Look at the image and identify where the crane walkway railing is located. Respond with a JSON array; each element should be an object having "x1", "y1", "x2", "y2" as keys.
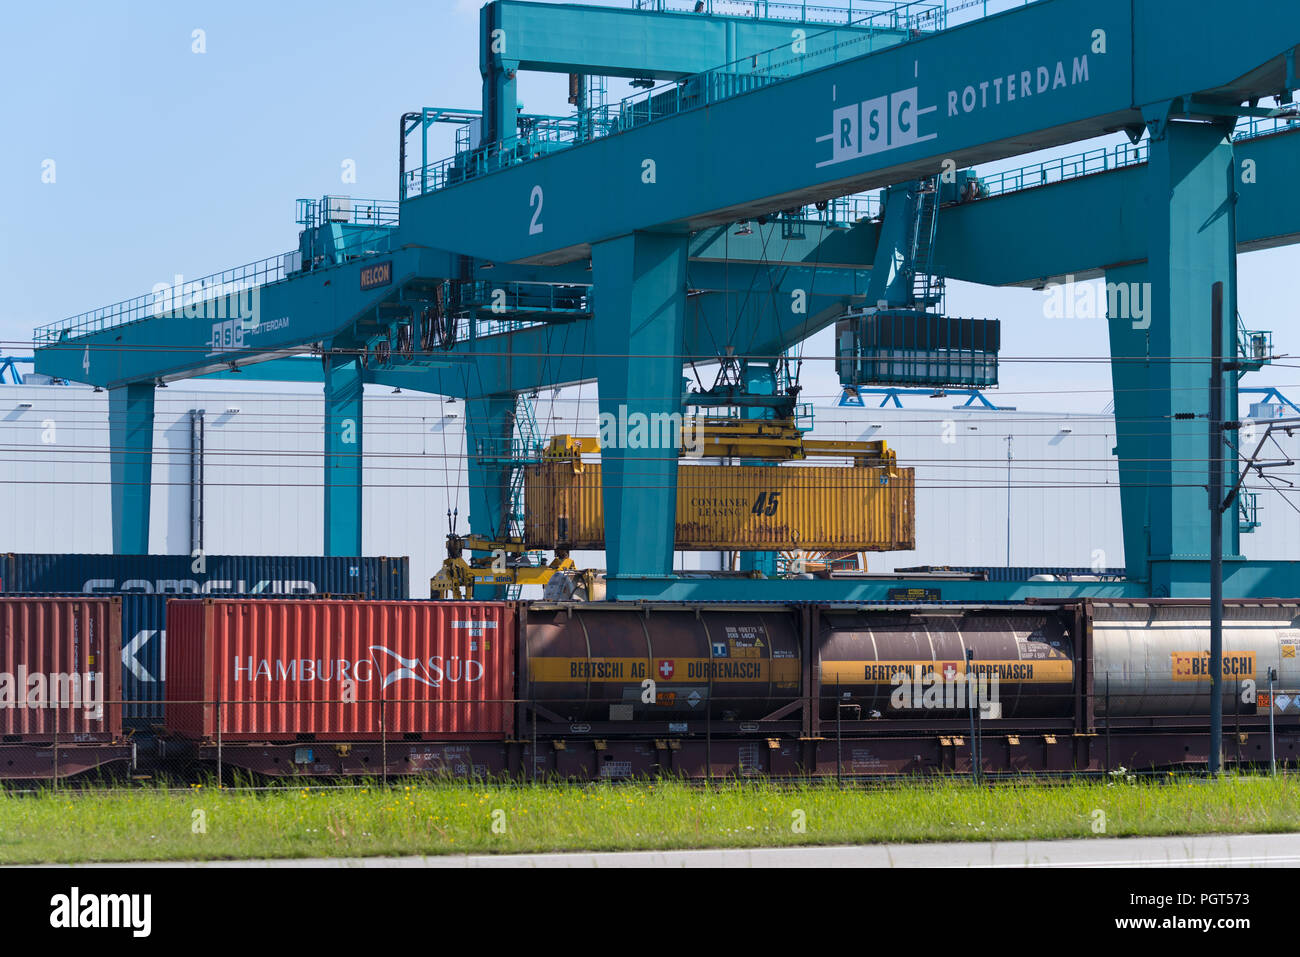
[
  {"x1": 403, "y1": 0, "x2": 953, "y2": 200},
  {"x1": 295, "y1": 196, "x2": 400, "y2": 229},
  {"x1": 977, "y1": 115, "x2": 1299, "y2": 200},
  {"x1": 977, "y1": 142, "x2": 1150, "y2": 198},
  {"x1": 794, "y1": 192, "x2": 883, "y2": 225},
  {"x1": 40, "y1": 90, "x2": 1294, "y2": 345},
  {"x1": 773, "y1": 113, "x2": 1300, "y2": 227},
  {"x1": 34, "y1": 253, "x2": 294, "y2": 345},
  {"x1": 36, "y1": 199, "x2": 405, "y2": 345},
  {"x1": 632, "y1": 0, "x2": 946, "y2": 28}
]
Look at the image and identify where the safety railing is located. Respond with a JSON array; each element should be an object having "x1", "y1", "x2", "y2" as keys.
[
  {"x1": 403, "y1": 119, "x2": 588, "y2": 199},
  {"x1": 307, "y1": 223, "x2": 400, "y2": 267},
  {"x1": 598, "y1": 8, "x2": 940, "y2": 134},
  {"x1": 404, "y1": 2, "x2": 945, "y2": 200},
  {"x1": 817, "y1": 192, "x2": 882, "y2": 223},
  {"x1": 979, "y1": 142, "x2": 1149, "y2": 198},
  {"x1": 976, "y1": 113, "x2": 1300, "y2": 201},
  {"x1": 1240, "y1": 325, "x2": 1272, "y2": 364},
  {"x1": 1239, "y1": 490, "x2": 1261, "y2": 533},
  {"x1": 36, "y1": 213, "x2": 408, "y2": 345},
  {"x1": 464, "y1": 313, "x2": 570, "y2": 342},
  {"x1": 459, "y1": 281, "x2": 592, "y2": 316},
  {"x1": 34, "y1": 253, "x2": 294, "y2": 344},
  {"x1": 414, "y1": 283, "x2": 590, "y2": 350},
  {"x1": 1235, "y1": 114, "x2": 1300, "y2": 142},
  {"x1": 749, "y1": 192, "x2": 882, "y2": 230},
  {"x1": 295, "y1": 196, "x2": 400, "y2": 229},
  {"x1": 405, "y1": 99, "x2": 1298, "y2": 206},
  {"x1": 633, "y1": 0, "x2": 947, "y2": 28}
]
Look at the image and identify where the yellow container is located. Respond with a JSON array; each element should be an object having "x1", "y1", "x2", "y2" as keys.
[{"x1": 524, "y1": 462, "x2": 915, "y2": 551}]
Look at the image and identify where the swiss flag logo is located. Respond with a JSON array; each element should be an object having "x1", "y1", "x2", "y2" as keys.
[
  {"x1": 658, "y1": 660, "x2": 676, "y2": 679},
  {"x1": 941, "y1": 663, "x2": 958, "y2": 681}
]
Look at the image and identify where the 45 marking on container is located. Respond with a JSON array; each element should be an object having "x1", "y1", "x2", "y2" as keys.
[
  {"x1": 751, "y1": 491, "x2": 782, "y2": 517},
  {"x1": 122, "y1": 630, "x2": 162, "y2": 683}
]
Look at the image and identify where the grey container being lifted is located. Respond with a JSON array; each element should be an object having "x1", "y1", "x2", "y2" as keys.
[{"x1": 0, "y1": 554, "x2": 410, "y2": 727}]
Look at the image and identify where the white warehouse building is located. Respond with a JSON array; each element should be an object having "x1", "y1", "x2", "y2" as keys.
[{"x1": 0, "y1": 382, "x2": 1296, "y2": 595}]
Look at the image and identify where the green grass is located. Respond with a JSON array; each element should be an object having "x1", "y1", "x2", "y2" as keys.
[{"x1": 2, "y1": 776, "x2": 1299, "y2": 864}]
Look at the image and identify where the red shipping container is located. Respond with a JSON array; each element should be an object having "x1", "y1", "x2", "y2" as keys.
[
  {"x1": 165, "y1": 599, "x2": 515, "y2": 742},
  {"x1": 0, "y1": 597, "x2": 123, "y2": 741}
]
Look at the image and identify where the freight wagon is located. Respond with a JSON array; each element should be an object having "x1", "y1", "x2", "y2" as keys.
[
  {"x1": 157, "y1": 597, "x2": 1300, "y2": 780},
  {"x1": 0, "y1": 597, "x2": 134, "y2": 780},
  {"x1": 0, "y1": 554, "x2": 409, "y2": 728},
  {"x1": 165, "y1": 598, "x2": 515, "y2": 743}
]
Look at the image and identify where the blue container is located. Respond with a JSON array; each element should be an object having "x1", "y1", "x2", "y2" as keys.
[{"x1": 0, "y1": 554, "x2": 410, "y2": 727}]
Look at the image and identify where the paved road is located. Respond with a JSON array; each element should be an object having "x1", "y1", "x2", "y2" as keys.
[{"x1": 47, "y1": 833, "x2": 1300, "y2": 868}]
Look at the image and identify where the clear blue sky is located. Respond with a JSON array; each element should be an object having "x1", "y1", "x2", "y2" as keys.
[{"x1": 2, "y1": 0, "x2": 1296, "y2": 414}]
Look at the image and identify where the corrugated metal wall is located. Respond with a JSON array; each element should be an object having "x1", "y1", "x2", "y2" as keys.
[
  {"x1": 0, "y1": 385, "x2": 725, "y2": 594},
  {"x1": 816, "y1": 407, "x2": 1130, "y2": 572},
  {"x1": 856, "y1": 407, "x2": 1292, "y2": 573},
  {"x1": 0, "y1": 597, "x2": 123, "y2": 741},
  {"x1": 0, "y1": 384, "x2": 458, "y2": 593},
  {"x1": 1, "y1": 384, "x2": 1296, "y2": 587}
]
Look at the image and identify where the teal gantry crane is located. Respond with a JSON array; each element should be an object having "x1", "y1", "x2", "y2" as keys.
[{"x1": 33, "y1": 0, "x2": 1300, "y2": 602}]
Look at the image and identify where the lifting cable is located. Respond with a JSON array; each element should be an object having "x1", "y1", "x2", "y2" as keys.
[
  {"x1": 685, "y1": 228, "x2": 728, "y2": 380},
  {"x1": 571, "y1": 319, "x2": 591, "y2": 437},
  {"x1": 791, "y1": 215, "x2": 835, "y2": 398}
]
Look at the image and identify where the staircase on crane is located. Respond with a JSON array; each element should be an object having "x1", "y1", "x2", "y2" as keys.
[{"x1": 908, "y1": 177, "x2": 945, "y2": 310}]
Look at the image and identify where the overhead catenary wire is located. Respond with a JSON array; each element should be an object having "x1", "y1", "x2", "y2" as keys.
[
  {"x1": 6, "y1": 297, "x2": 1297, "y2": 531},
  {"x1": 13, "y1": 338, "x2": 1300, "y2": 366}
]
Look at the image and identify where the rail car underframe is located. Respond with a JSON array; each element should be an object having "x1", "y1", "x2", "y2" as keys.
[
  {"x1": 0, "y1": 742, "x2": 136, "y2": 781},
  {"x1": 164, "y1": 601, "x2": 1300, "y2": 779},
  {"x1": 164, "y1": 719, "x2": 1300, "y2": 779}
]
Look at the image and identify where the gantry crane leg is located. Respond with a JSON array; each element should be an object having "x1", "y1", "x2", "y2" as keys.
[
  {"x1": 324, "y1": 351, "x2": 365, "y2": 556},
  {"x1": 592, "y1": 231, "x2": 688, "y2": 587},
  {"x1": 108, "y1": 383, "x2": 156, "y2": 554},
  {"x1": 464, "y1": 393, "x2": 517, "y2": 600},
  {"x1": 1109, "y1": 113, "x2": 1242, "y2": 595}
]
